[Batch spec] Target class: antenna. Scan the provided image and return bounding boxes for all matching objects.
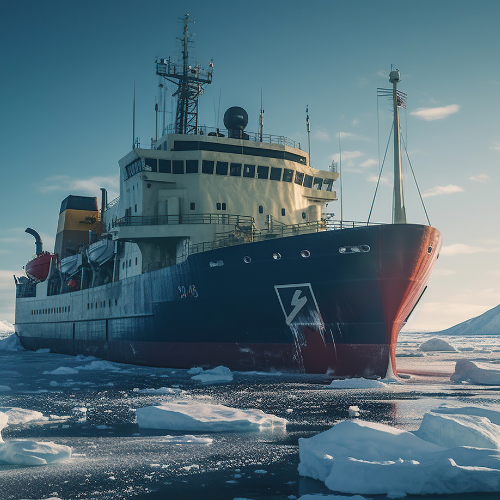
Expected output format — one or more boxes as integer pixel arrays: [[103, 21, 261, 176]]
[[259, 88, 264, 142], [156, 14, 213, 135], [339, 133, 343, 226], [306, 105, 311, 165], [132, 82, 136, 149]]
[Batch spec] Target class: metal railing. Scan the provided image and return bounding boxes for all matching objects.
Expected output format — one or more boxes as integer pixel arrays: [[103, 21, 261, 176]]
[[156, 124, 301, 150], [105, 196, 120, 211], [114, 213, 255, 228]]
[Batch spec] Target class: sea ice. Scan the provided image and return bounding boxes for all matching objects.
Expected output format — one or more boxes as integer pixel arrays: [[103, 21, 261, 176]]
[[187, 367, 204, 375], [0, 333, 25, 351], [154, 435, 213, 445], [0, 385, 11, 392], [136, 401, 287, 431], [415, 412, 500, 449], [0, 407, 47, 425], [328, 378, 387, 389], [43, 367, 79, 375], [0, 412, 71, 466], [432, 403, 500, 425], [191, 365, 233, 383], [451, 359, 500, 385], [419, 338, 456, 351], [134, 387, 183, 395], [298, 418, 500, 495]]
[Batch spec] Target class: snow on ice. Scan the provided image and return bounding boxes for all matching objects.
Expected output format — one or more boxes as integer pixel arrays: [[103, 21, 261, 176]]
[[298, 410, 500, 496], [328, 378, 387, 389], [0, 333, 24, 351], [136, 401, 287, 432], [451, 359, 500, 385], [0, 411, 71, 466], [419, 337, 457, 352], [190, 365, 233, 383], [0, 407, 47, 425]]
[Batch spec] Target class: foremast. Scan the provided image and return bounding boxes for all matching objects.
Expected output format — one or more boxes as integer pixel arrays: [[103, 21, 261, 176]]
[[156, 14, 213, 135], [389, 69, 406, 224]]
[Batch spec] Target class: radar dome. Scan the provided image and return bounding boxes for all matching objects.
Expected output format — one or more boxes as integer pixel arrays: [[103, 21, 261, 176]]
[[223, 106, 248, 132]]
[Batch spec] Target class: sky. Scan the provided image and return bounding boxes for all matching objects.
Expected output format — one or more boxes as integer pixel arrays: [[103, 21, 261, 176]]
[[0, 0, 499, 330]]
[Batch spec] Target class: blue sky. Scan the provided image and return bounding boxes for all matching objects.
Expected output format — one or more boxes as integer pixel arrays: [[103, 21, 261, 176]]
[[1, 0, 499, 330]]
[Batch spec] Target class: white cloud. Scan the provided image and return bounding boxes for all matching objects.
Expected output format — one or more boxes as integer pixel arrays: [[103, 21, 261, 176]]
[[329, 151, 363, 164], [410, 104, 460, 121], [367, 175, 390, 185], [422, 184, 464, 197], [491, 142, 500, 152], [337, 131, 370, 141], [470, 174, 490, 183], [312, 129, 330, 142], [441, 244, 500, 256], [377, 70, 387, 78], [359, 159, 377, 168], [39, 175, 119, 200], [0, 269, 24, 323], [351, 119, 359, 127]]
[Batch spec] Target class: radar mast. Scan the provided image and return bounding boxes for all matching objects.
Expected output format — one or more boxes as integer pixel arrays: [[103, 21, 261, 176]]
[[156, 14, 213, 135]]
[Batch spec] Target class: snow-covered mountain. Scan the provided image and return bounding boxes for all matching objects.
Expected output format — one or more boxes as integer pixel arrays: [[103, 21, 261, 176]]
[[433, 304, 500, 336], [0, 320, 14, 335]]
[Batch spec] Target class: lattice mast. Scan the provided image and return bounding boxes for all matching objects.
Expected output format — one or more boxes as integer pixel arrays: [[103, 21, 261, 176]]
[[156, 14, 213, 135]]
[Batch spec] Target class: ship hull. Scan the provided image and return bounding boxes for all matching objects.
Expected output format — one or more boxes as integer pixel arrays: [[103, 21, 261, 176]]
[[15, 223, 441, 376]]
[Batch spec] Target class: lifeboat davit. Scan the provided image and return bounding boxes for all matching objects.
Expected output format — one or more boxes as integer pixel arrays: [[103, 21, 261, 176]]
[[24, 228, 58, 282]]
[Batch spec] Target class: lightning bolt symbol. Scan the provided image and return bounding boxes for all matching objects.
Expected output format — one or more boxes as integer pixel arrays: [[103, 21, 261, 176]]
[[286, 290, 308, 325]]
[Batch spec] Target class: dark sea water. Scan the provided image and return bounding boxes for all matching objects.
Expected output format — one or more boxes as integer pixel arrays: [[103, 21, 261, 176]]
[[1, 332, 500, 500]]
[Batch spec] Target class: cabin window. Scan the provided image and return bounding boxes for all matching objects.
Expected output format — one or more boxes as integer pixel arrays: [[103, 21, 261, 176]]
[[190, 202, 195, 210], [115, 299, 117, 306], [129, 259, 132, 266], [68, 306, 70, 312], [270, 167, 282, 181], [91, 303, 93, 309], [216, 161, 228, 175], [294, 171, 304, 186], [281, 208, 286, 216], [230, 163, 242, 176], [282, 169, 294, 183], [257, 166, 269, 179], [145, 158, 157, 172], [259, 205, 263, 214], [313, 177, 323, 190], [134, 204, 137, 213], [172, 160, 184, 174], [222, 203, 227, 211], [243, 164, 255, 178], [303, 174, 313, 188], [216, 202, 221, 210], [135, 257, 138, 265], [159, 159, 171, 173], [323, 179, 333, 191], [302, 211, 306, 219], [109, 299, 111, 307], [186, 159, 199, 173], [202, 160, 214, 174]]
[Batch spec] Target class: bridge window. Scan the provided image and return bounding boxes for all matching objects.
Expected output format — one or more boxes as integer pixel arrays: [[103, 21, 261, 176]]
[[270, 167, 282, 181], [222, 203, 226, 211], [303, 174, 313, 188], [295, 171, 304, 186], [257, 166, 269, 179], [216, 202, 221, 210], [216, 161, 228, 175], [173, 160, 184, 174], [186, 160, 199, 173], [323, 179, 333, 191], [145, 158, 157, 172], [282, 168, 294, 183], [230, 163, 242, 176], [243, 164, 255, 178], [313, 177, 323, 190], [190, 202, 196, 210], [159, 159, 171, 173], [202, 160, 214, 174]]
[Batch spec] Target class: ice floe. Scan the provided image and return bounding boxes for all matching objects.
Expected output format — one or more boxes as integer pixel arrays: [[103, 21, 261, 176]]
[[154, 435, 213, 445], [0, 411, 71, 466], [328, 378, 387, 389], [134, 387, 183, 395], [419, 337, 457, 351], [451, 359, 500, 385], [0, 407, 47, 425], [298, 417, 500, 495], [136, 401, 287, 431], [190, 365, 233, 383], [0, 333, 24, 351]]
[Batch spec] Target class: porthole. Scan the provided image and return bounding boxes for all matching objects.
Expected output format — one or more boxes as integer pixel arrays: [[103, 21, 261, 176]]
[[243, 256, 251, 264], [300, 250, 311, 258], [147, 183, 151, 188], [427, 246, 433, 254], [339, 245, 370, 254], [272, 252, 281, 260], [302, 212, 306, 220]]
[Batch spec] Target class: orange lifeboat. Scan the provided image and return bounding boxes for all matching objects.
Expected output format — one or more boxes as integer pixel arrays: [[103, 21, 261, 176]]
[[24, 228, 58, 282]]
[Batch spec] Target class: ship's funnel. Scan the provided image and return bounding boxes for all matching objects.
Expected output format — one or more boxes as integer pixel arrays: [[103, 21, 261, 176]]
[[25, 228, 43, 255]]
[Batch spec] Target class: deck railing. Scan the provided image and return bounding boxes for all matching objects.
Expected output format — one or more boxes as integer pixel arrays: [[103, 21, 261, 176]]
[[114, 214, 255, 228]]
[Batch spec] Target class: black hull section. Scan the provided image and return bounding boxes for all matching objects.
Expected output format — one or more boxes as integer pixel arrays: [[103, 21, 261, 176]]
[[15, 224, 441, 376]]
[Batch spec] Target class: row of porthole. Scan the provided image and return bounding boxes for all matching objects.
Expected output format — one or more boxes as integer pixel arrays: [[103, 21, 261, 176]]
[[339, 245, 370, 254], [242, 249, 311, 264], [87, 299, 118, 310], [32, 306, 70, 315]]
